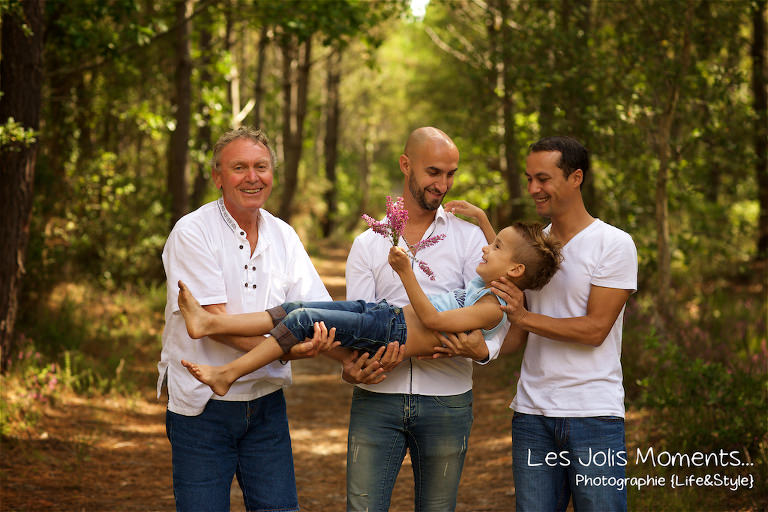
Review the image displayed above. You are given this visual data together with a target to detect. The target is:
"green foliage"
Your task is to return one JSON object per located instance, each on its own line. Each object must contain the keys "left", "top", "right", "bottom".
{"left": 623, "top": 289, "right": 767, "bottom": 466}
{"left": 0, "top": 117, "right": 38, "bottom": 152}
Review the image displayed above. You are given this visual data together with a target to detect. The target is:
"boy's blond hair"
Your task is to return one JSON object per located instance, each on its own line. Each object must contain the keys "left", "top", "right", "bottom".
{"left": 511, "top": 222, "right": 562, "bottom": 290}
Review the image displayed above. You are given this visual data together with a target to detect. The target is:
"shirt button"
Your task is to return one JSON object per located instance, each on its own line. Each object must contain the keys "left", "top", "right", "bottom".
{"left": 244, "top": 283, "right": 248, "bottom": 287}
{"left": 252, "top": 284, "right": 257, "bottom": 289}
{"left": 244, "top": 264, "right": 248, "bottom": 269}
{"left": 240, "top": 231, "right": 245, "bottom": 236}
{"left": 252, "top": 266, "right": 256, "bottom": 271}
{"left": 239, "top": 245, "right": 244, "bottom": 249}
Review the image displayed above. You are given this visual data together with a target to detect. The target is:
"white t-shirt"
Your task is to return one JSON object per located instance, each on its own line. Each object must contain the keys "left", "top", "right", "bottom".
{"left": 345, "top": 206, "right": 506, "bottom": 396}
{"left": 157, "top": 198, "right": 330, "bottom": 415}
{"left": 511, "top": 219, "right": 638, "bottom": 418}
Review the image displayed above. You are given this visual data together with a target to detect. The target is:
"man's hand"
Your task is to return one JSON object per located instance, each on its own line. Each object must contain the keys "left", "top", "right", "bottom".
{"left": 341, "top": 342, "right": 406, "bottom": 384}
{"left": 490, "top": 274, "right": 528, "bottom": 324}
{"left": 387, "top": 246, "right": 411, "bottom": 275}
{"left": 281, "top": 321, "right": 339, "bottom": 361}
{"left": 425, "top": 330, "right": 489, "bottom": 362}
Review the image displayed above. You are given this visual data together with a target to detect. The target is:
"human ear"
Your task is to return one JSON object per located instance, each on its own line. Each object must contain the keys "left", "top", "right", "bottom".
{"left": 571, "top": 169, "right": 583, "bottom": 187}
{"left": 211, "top": 167, "right": 222, "bottom": 189}
{"left": 507, "top": 263, "right": 525, "bottom": 278}
{"left": 399, "top": 154, "right": 410, "bottom": 176}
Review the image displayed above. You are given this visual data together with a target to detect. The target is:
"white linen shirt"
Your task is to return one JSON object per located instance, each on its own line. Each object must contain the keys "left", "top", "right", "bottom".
{"left": 345, "top": 206, "right": 505, "bottom": 396}
{"left": 158, "top": 198, "right": 330, "bottom": 416}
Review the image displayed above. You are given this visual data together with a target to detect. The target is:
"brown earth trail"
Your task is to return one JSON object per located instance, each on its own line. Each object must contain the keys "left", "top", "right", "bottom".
{"left": 1, "top": 243, "right": 517, "bottom": 511}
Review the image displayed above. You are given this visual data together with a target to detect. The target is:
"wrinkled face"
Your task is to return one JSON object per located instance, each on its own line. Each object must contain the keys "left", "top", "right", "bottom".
{"left": 212, "top": 138, "right": 274, "bottom": 216}
{"left": 403, "top": 143, "right": 459, "bottom": 211}
{"left": 476, "top": 227, "right": 523, "bottom": 283}
{"left": 525, "top": 150, "right": 580, "bottom": 218}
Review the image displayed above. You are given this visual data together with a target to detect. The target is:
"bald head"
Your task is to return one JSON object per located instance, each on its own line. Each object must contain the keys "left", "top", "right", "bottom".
{"left": 400, "top": 127, "right": 459, "bottom": 212}
{"left": 404, "top": 127, "right": 457, "bottom": 157}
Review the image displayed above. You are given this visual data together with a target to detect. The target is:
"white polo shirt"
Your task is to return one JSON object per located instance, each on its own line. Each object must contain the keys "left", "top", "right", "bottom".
{"left": 345, "top": 206, "right": 506, "bottom": 396}
{"left": 158, "top": 198, "right": 330, "bottom": 416}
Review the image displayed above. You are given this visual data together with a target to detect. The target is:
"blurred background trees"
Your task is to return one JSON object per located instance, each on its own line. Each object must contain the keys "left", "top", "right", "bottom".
{"left": 1, "top": 0, "right": 766, "bottom": 506}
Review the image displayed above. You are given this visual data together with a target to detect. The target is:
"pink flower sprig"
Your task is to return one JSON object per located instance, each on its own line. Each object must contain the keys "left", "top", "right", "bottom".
{"left": 362, "top": 196, "right": 445, "bottom": 280}
{"left": 361, "top": 196, "right": 408, "bottom": 246}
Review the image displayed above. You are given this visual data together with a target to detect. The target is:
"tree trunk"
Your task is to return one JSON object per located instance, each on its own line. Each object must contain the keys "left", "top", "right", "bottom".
{"left": 251, "top": 24, "right": 270, "bottom": 129}
{"left": 168, "top": 0, "right": 192, "bottom": 228}
{"left": 191, "top": 8, "right": 213, "bottom": 208}
{"left": 278, "top": 36, "right": 312, "bottom": 222}
{"left": 653, "top": 0, "right": 694, "bottom": 327}
{"left": 499, "top": 0, "right": 523, "bottom": 223}
{"left": 753, "top": 0, "right": 768, "bottom": 261}
{"left": 354, "top": 133, "right": 373, "bottom": 225}
{"left": 321, "top": 48, "right": 342, "bottom": 237}
{"left": 0, "top": 0, "right": 45, "bottom": 372}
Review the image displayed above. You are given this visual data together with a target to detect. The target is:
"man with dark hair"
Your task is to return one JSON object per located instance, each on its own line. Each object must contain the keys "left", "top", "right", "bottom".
{"left": 492, "top": 136, "right": 638, "bottom": 511}
{"left": 158, "top": 127, "right": 332, "bottom": 512}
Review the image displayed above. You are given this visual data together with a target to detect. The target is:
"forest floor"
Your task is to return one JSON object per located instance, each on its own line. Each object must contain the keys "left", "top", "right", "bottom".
{"left": 0, "top": 243, "right": 755, "bottom": 511}
{"left": 1, "top": 243, "right": 523, "bottom": 511}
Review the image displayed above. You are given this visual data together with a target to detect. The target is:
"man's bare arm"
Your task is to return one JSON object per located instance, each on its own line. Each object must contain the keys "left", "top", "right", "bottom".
{"left": 491, "top": 277, "right": 631, "bottom": 347}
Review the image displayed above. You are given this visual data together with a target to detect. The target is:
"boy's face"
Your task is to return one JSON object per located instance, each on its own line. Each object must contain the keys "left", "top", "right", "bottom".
{"left": 476, "top": 227, "right": 525, "bottom": 284}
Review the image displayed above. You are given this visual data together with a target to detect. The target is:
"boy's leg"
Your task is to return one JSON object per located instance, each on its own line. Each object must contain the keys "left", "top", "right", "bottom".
{"left": 181, "top": 336, "right": 281, "bottom": 396}
{"left": 178, "top": 281, "right": 274, "bottom": 338}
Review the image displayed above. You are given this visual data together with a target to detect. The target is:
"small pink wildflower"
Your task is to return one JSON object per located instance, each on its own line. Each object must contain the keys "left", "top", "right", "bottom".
{"left": 411, "top": 233, "right": 446, "bottom": 254}
{"left": 362, "top": 196, "right": 444, "bottom": 279}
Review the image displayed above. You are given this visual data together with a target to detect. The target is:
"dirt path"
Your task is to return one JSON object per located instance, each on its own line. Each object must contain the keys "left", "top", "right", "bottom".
{"left": 1, "top": 244, "right": 517, "bottom": 511}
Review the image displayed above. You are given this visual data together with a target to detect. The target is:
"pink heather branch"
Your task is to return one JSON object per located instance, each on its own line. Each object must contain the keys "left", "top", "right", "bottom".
{"left": 362, "top": 196, "right": 445, "bottom": 280}
{"left": 410, "top": 233, "right": 446, "bottom": 254}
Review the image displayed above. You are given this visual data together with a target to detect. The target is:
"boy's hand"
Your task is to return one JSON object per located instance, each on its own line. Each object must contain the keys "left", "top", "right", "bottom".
{"left": 388, "top": 246, "right": 411, "bottom": 274}
{"left": 428, "top": 330, "right": 489, "bottom": 362}
{"left": 444, "top": 200, "right": 484, "bottom": 221}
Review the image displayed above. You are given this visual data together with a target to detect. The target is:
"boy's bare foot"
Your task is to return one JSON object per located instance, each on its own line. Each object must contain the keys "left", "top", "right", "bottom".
{"left": 181, "top": 359, "right": 234, "bottom": 397}
{"left": 177, "top": 280, "right": 212, "bottom": 339}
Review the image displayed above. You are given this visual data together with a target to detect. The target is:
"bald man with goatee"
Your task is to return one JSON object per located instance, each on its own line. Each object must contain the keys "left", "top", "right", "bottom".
{"left": 343, "top": 127, "right": 507, "bottom": 511}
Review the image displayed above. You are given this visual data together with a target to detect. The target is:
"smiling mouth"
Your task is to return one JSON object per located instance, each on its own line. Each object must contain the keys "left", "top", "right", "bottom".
{"left": 241, "top": 187, "right": 265, "bottom": 194}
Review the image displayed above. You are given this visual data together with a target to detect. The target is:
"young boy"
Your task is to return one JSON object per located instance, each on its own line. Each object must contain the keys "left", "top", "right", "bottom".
{"left": 179, "top": 220, "right": 561, "bottom": 396}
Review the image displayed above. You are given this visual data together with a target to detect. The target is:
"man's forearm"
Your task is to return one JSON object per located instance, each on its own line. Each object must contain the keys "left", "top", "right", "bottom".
{"left": 500, "top": 324, "right": 527, "bottom": 355}
{"left": 208, "top": 333, "right": 264, "bottom": 352}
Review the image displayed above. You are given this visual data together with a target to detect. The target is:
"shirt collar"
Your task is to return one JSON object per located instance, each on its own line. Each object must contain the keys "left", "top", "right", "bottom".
{"left": 217, "top": 197, "right": 270, "bottom": 256}
{"left": 434, "top": 205, "right": 449, "bottom": 226}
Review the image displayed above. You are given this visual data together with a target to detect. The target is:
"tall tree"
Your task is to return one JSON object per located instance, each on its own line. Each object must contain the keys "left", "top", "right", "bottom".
{"left": 191, "top": 4, "right": 214, "bottom": 208}
{"left": 277, "top": 33, "right": 312, "bottom": 221}
{"left": 321, "top": 47, "right": 342, "bottom": 236}
{"left": 0, "top": 0, "right": 46, "bottom": 371}
{"left": 168, "top": 0, "right": 192, "bottom": 227}
{"left": 753, "top": 0, "right": 768, "bottom": 261}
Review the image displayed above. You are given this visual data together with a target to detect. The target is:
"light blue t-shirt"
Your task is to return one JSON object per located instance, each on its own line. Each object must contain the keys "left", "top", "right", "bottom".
{"left": 427, "top": 276, "right": 507, "bottom": 339}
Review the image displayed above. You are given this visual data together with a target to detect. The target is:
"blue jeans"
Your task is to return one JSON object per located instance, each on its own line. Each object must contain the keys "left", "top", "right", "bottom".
{"left": 165, "top": 390, "right": 298, "bottom": 512}
{"left": 346, "top": 387, "right": 473, "bottom": 511}
{"left": 269, "top": 299, "right": 407, "bottom": 354}
{"left": 511, "top": 412, "right": 627, "bottom": 512}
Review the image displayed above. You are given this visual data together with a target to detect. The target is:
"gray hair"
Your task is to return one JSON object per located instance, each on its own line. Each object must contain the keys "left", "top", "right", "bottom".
{"left": 210, "top": 127, "right": 277, "bottom": 171}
